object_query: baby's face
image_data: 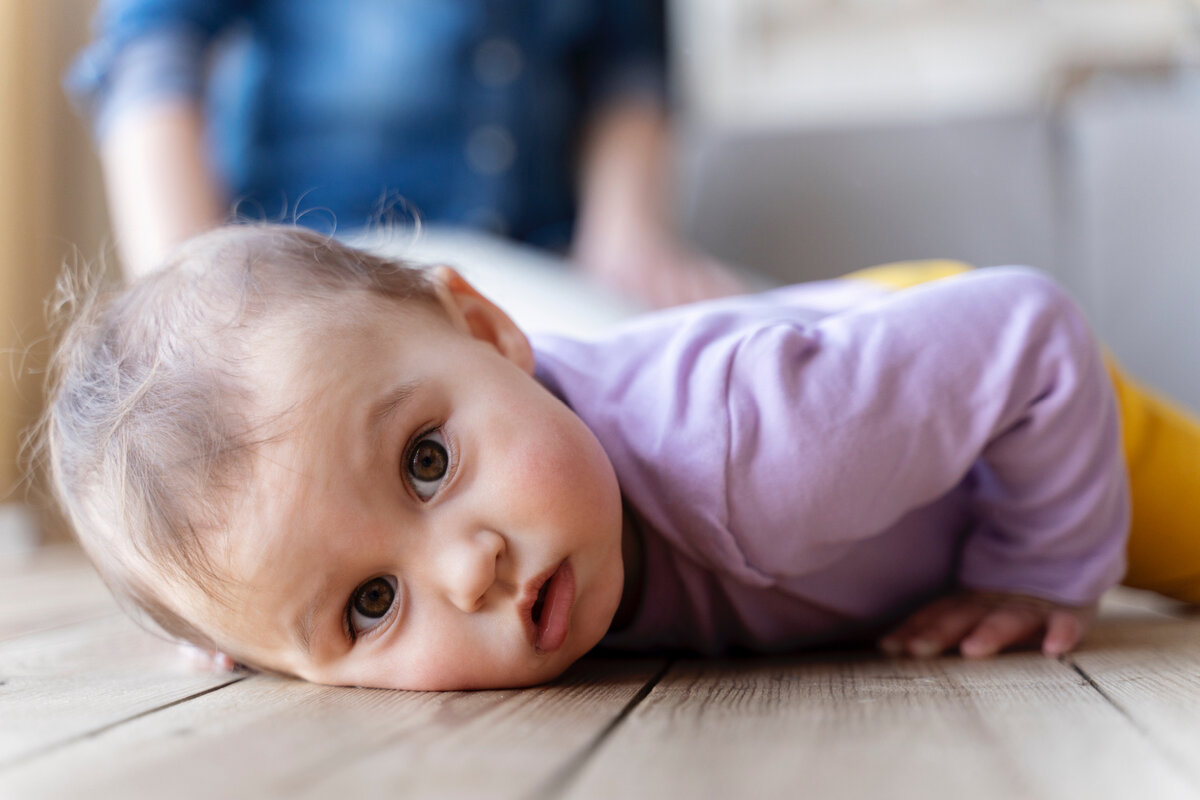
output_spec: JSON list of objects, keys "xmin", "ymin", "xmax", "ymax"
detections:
[{"xmin": 203, "ymin": 271, "xmax": 627, "ymax": 690}]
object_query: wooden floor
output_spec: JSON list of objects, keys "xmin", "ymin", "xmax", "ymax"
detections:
[{"xmin": 3, "ymin": 546, "xmax": 1200, "ymax": 799}]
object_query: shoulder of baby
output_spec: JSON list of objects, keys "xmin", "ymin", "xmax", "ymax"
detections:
[{"xmin": 946, "ymin": 265, "xmax": 1076, "ymax": 309}]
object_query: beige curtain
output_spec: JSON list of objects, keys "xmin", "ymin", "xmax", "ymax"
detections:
[
  {"xmin": 0, "ymin": 0, "xmax": 108, "ymax": 543},
  {"xmin": 0, "ymin": 0, "xmax": 52, "ymax": 512}
]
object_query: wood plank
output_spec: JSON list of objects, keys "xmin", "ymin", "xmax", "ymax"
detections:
[
  {"xmin": 0, "ymin": 655, "xmax": 663, "ymax": 799},
  {"xmin": 563, "ymin": 628, "xmax": 1198, "ymax": 800},
  {"xmin": 1099, "ymin": 585, "xmax": 1195, "ymax": 619},
  {"xmin": 0, "ymin": 613, "xmax": 238, "ymax": 766},
  {"xmin": 0, "ymin": 545, "xmax": 117, "ymax": 640},
  {"xmin": 1067, "ymin": 613, "xmax": 1200, "ymax": 790}
]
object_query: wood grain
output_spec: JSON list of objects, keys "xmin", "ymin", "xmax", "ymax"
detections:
[
  {"xmin": 4, "ymin": 546, "xmax": 1199, "ymax": 800},
  {"xmin": 0, "ymin": 613, "xmax": 238, "ymax": 767},
  {"xmin": 564, "ymin": 630, "xmax": 1198, "ymax": 800},
  {"xmin": 0, "ymin": 545, "xmax": 116, "ymax": 641},
  {"xmin": 0, "ymin": 656, "xmax": 664, "ymax": 799},
  {"xmin": 1068, "ymin": 614, "xmax": 1200, "ymax": 791}
]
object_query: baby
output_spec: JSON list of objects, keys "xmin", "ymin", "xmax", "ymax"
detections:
[{"xmin": 42, "ymin": 224, "xmax": 1200, "ymax": 690}]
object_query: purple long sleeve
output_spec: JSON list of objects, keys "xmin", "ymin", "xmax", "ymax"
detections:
[{"xmin": 534, "ymin": 268, "xmax": 1129, "ymax": 653}]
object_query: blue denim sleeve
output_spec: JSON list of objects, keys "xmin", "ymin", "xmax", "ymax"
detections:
[
  {"xmin": 64, "ymin": 0, "xmax": 251, "ymax": 139},
  {"xmin": 584, "ymin": 0, "xmax": 668, "ymax": 108}
]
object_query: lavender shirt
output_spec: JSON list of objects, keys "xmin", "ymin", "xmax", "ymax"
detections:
[{"xmin": 532, "ymin": 269, "xmax": 1129, "ymax": 654}]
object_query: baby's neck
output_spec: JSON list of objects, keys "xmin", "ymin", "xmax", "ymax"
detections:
[{"xmin": 608, "ymin": 501, "xmax": 644, "ymax": 633}]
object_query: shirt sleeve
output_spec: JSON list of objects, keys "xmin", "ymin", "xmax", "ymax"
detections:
[
  {"xmin": 580, "ymin": 0, "xmax": 668, "ymax": 109},
  {"xmin": 64, "ymin": 0, "xmax": 249, "ymax": 139},
  {"xmin": 723, "ymin": 268, "xmax": 1129, "ymax": 606}
]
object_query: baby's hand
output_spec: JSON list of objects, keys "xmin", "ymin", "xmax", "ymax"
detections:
[{"xmin": 878, "ymin": 590, "xmax": 1096, "ymax": 659}]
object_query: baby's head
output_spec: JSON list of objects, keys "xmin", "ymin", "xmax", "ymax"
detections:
[{"xmin": 43, "ymin": 224, "xmax": 628, "ymax": 690}]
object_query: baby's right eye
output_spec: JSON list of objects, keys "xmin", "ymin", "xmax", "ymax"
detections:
[{"xmin": 347, "ymin": 575, "xmax": 398, "ymax": 638}]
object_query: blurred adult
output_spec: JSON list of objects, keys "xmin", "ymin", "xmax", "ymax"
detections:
[{"xmin": 69, "ymin": 0, "xmax": 742, "ymax": 306}]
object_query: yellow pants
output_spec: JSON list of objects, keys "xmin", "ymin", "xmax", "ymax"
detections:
[{"xmin": 847, "ymin": 260, "xmax": 1200, "ymax": 604}]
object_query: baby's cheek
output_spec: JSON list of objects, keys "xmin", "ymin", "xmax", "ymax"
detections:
[
  {"xmin": 485, "ymin": 389, "xmax": 622, "ymax": 549},
  {"xmin": 365, "ymin": 625, "xmax": 483, "ymax": 691},
  {"xmin": 530, "ymin": 424, "xmax": 617, "ymax": 521},
  {"xmin": 401, "ymin": 635, "xmax": 551, "ymax": 691}
]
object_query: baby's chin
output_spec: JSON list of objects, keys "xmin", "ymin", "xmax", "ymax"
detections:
[
  {"xmin": 358, "ymin": 649, "xmax": 588, "ymax": 692},
  {"xmin": 221, "ymin": 636, "xmax": 600, "ymax": 692}
]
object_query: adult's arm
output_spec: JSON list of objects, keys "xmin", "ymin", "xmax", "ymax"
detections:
[
  {"xmin": 569, "ymin": 0, "xmax": 743, "ymax": 308},
  {"xmin": 572, "ymin": 101, "xmax": 743, "ymax": 308},
  {"xmin": 66, "ymin": 0, "xmax": 244, "ymax": 278},
  {"xmin": 99, "ymin": 99, "xmax": 226, "ymax": 280}
]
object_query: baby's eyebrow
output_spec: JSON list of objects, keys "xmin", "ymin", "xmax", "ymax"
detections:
[
  {"xmin": 367, "ymin": 380, "xmax": 422, "ymax": 440},
  {"xmin": 293, "ymin": 597, "xmax": 319, "ymax": 656}
]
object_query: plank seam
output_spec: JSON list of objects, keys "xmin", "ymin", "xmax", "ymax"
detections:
[
  {"xmin": 1065, "ymin": 658, "xmax": 1129, "ymax": 716},
  {"xmin": 1066, "ymin": 656, "xmax": 1200, "ymax": 792},
  {"xmin": 525, "ymin": 659, "xmax": 673, "ymax": 800},
  {"xmin": 0, "ymin": 676, "xmax": 245, "ymax": 772}
]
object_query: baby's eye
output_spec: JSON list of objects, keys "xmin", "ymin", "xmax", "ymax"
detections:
[
  {"xmin": 406, "ymin": 429, "xmax": 449, "ymax": 500},
  {"xmin": 348, "ymin": 575, "xmax": 398, "ymax": 637}
]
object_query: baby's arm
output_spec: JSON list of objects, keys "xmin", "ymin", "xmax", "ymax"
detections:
[{"xmin": 723, "ymin": 268, "xmax": 1127, "ymax": 654}]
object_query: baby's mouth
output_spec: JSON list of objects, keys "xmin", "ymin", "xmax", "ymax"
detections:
[
  {"xmin": 531, "ymin": 580, "xmax": 550, "ymax": 625},
  {"xmin": 522, "ymin": 560, "xmax": 576, "ymax": 655},
  {"xmin": 536, "ymin": 561, "xmax": 575, "ymax": 654}
]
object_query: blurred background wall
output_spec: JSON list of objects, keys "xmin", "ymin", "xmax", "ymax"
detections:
[
  {"xmin": 0, "ymin": 0, "xmax": 107, "ymax": 549},
  {"xmin": 674, "ymin": 0, "xmax": 1200, "ymax": 411}
]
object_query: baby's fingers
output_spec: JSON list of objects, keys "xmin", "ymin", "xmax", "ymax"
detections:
[
  {"xmin": 959, "ymin": 605, "xmax": 1046, "ymax": 659},
  {"xmin": 880, "ymin": 599, "xmax": 990, "ymax": 658},
  {"xmin": 1042, "ymin": 608, "xmax": 1092, "ymax": 656}
]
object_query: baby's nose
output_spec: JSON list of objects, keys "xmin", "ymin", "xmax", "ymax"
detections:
[{"xmin": 439, "ymin": 529, "xmax": 505, "ymax": 613}]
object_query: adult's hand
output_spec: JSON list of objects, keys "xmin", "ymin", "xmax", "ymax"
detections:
[{"xmin": 573, "ymin": 221, "xmax": 744, "ymax": 308}]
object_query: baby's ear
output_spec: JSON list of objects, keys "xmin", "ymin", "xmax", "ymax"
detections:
[{"xmin": 432, "ymin": 266, "xmax": 534, "ymax": 374}]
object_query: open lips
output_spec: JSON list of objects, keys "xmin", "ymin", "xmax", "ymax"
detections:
[{"xmin": 523, "ymin": 560, "xmax": 575, "ymax": 654}]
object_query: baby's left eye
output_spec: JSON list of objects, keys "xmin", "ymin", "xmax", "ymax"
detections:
[
  {"xmin": 406, "ymin": 429, "xmax": 450, "ymax": 499},
  {"xmin": 348, "ymin": 575, "xmax": 398, "ymax": 638}
]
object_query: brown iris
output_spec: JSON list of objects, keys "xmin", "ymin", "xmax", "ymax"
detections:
[
  {"xmin": 409, "ymin": 439, "xmax": 448, "ymax": 482},
  {"xmin": 353, "ymin": 577, "xmax": 394, "ymax": 618}
]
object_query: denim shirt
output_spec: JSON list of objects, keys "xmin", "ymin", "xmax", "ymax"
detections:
[{"xmin": 68, "ymin": 0, "xmax": 666, "ymax": 246}]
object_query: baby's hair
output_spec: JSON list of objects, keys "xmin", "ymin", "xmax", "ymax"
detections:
[{"xmin": 38, "ymin": 224, "xmax": 439, "ymax": 655}]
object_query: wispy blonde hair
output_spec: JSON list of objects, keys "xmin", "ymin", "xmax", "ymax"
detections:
[{"xmin": 38, "ymin": 224, "xmax": 439, "ymax": 654}]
